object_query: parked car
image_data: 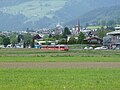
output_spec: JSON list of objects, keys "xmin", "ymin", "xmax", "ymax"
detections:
[
  {"xmin": 115, "ymin": 46, "xmax": 120, "ymax": 50},
  {"xmin": 89, "ymin": 47, "xmax": 93, "ymax": 50},
  {"xmin": 84, "ymin": 46, "xmax": 93, "ymax": 50},
  {"xmin": 6, "ymin": 44, "xmax": 12, "ymax": 48},
  {"xmin": 84, "ymin": 47, "xmax": 88, "ymax": 50},
  {"xmin": 94, "ymin": 46, "xmax": 108, "ymax": 50},
  {"xmin": 0, "ymin": 45, "xmax": 5, "ymax": 48}
]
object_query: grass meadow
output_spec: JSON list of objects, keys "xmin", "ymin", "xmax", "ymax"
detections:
[
  {"xmin": 0, "ymin": 56, "xmax": 120, "ymax": 62},
  {"xmin": 0, "ymin": 68, "xmax": 120, "ymax": 90},
  {"xmin": 0, "ymin": 48, "xmax": 120, "ymax": 90},
  {"xmin": 0, "ymin": 48, "xmax": 120, "ymax": 62}
]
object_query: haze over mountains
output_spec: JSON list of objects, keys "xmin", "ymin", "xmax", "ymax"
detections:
[{"xmin": 0, "ymin": 0, "xmax": 120, "ymax": 31}]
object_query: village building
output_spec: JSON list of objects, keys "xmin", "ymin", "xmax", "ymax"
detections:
[
  {"xmin": 52, "ymin": 23, "xmax": 64, "ymax": 35},
  {"xmin": 84, "ymin": 36, "xmax": 103, "ymax": 44},
  {"xmin": 103, "ymin": 27, "xmax": 120, "ymax": 49}
]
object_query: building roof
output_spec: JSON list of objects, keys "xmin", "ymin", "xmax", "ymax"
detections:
[
  {"xmin": 84, "ymin": 36, "xmax": 102, "ymax": 41},
  {"xmin": 115, "ymin": 27, "xmax": 120, "ymax": 30},
  {"xmin": 107, "ymin": 30, "xmax": 120, "ymax": 35}
]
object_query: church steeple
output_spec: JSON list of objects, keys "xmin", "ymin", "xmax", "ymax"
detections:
[
  {"xmin": 75, "ymin": 19, "xmax": 81, "ymax": 34},
  {"xmin": 78, "ymin": 19, "xmax": 80, "ymax": 33}
]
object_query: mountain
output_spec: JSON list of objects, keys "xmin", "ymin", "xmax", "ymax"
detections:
[
  {"xmin": 0, "ymin": 12, "xmax": 27, "ymax": 31},
  {"xmin": 66, "ymin": 6, "xmax": 120, "ymax": 26},
  {"xmin": 0, "ymin": 0, "xmax": 120, "ymax": 30},
  {"xmin": 55, "ymin": 0, "xmax": 120, "ymax": 22},
  {"xmin": 0, "ymin": 0, "xmax": 30, "ymax": 7}
]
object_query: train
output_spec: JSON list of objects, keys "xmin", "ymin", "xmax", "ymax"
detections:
[{"xmin": 40, "ymin": 45, "xmax": 69, "ymax": 51}]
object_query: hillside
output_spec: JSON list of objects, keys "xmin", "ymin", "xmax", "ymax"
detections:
[
  {"xmin": 0, "ymin": 0, "xmax": 30, "ymax": 7},
  {"xmin": 0, "ymin": 0, "xmax": 67, "ymax": 22},
  {"xmin": 55, "ymin": 0, "xmax": 120, "ymax": 21},
  {"xmin": 0, "ymin": 0, "xmax": 67, "ymax": 30},
  {"xmin": 0, "ymin": 0, "xmax": 120, "ymax": 30},
  {"xmin": 66, "ymin": 6, "xmax": 120, "ymax": 26}
]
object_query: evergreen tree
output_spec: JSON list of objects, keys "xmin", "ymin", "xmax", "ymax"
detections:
[
  {"xmin": 23, "ymin": 41, "xmax": 26, "ymax": 48},
  {"xmin": 30, "ymin": 37, "xmax": 35, "ymax": 48},
  {"xmin": 63, "ymin": 27, "xmax": 71, "ymax": 37},
  {"xmin": 0, "ymin": 37, "xmax": 3, "ymax": 45},
  {"xmin": 78, "ymin": 32, "xmax": 85, "ymax": 44},
  {"xmin": 3, "ymin": 37, "xmax": 10, "ymax": 47},
  {"xmin": 97, "ymin": 27, "xmax": 112, "ymax": 38}
]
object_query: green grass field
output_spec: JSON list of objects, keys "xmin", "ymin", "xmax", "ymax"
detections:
[
  {"xmin": 1, "ymin": 48, "xmax": 120, "ymax": 56},
  {"xmin": 0, "ymin": 56, "xmax": 120, "ymax": 62},
  {"xmin": 0, "ymin": 48, "xmax": 120, "ymax": 62},
  {"xmin": 0, "ymin": 48, "xmax": 120, "ymax": 90},
  {"xmin": 0, "ymin": 68, "xmax": 120, "ymax": 90}
]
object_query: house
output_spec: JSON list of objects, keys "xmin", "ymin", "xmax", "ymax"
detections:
[
  {"xmin": 103, "ymin": 27, "xmax": 120, "ymax": 49},
  {"xmin": 84, "ymin": 36, "xmax": 103, "ymax": 44},
  {"xmin": 52, "ymin": 23, "xmax": 64, "ymax": 35}
]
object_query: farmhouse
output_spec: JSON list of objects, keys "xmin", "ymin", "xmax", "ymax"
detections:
[{"xmin": 84, "ymin": 36, "xmax": 103, "ymax": 44}]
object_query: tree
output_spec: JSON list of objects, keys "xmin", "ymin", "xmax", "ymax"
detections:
[
  {"xmin": 97, "ymin": 27, "xmax": 112, "ymax": 38},
  {"xmin": 23, "ymin": 41, "xmax": 26, "ymax": 48},
  {"xmin": 54, "ymin": 34, "xmax": 62, "ymax": 40},
  {"xmin": 23, "ymin": 33, "xmax": 33, "ymax": 48},
  {"xmin": 3, "ymin": 37, "xmax": 10, "ymax": 47},
  {"xmin": 9, "ymin": 33, "xmax": 18, "ymax": 46},
  {"xmin": 78, "ymin": 32, "xmax": 85, "ymax": 44},
  {"xmin": 97, "ymin": 27, "xmax": 105, "ymax": 38},
  {"xmin": 58, "ymin": 39, "xmax": 66, "ymax": 44},
  {"xmin": 30, "ymin": 40, "xmax": 34, "ymax": 48},
  {"xmin": 10, "ymin": 37, "xmax": 18, "ymax": 47},
  {"xmin": 23, "ymin": 33, "xmax": 32, "ymax": 42},
  {"xmin": 63, "ymin": 27, "xmax": 71, "ymax": 37},
  {"xmin": 106, "ymin": 26, "xmax": 115, "ymax": 31},
  {"xmin": 62, "ymin": 27, "xmax": 71, "ymax": 44},
  {"xmin": 18, "ymin": 33, "xmax": 24, "ymax": 43},
  {"xmin": 49, "ymin": 34, "xmax": 52, "ymax": 38},
  {"xmin": 0, "ymin": 37, "xmax": 3, "ymax": 45}
]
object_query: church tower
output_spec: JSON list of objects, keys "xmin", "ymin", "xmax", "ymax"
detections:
[{"xmin": 75, "ymin": 19, "xmax": 81, "ymax": 34}]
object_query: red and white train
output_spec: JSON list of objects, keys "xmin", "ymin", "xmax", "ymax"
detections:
[{"xmin": 41, "ymin": 45, "xmax": 69, "ymax": 51}]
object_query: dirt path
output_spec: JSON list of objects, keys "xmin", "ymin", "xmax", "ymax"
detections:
[{"xmin": 0, "ymin": 62, "xmax": 120, "ymax": 68}]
